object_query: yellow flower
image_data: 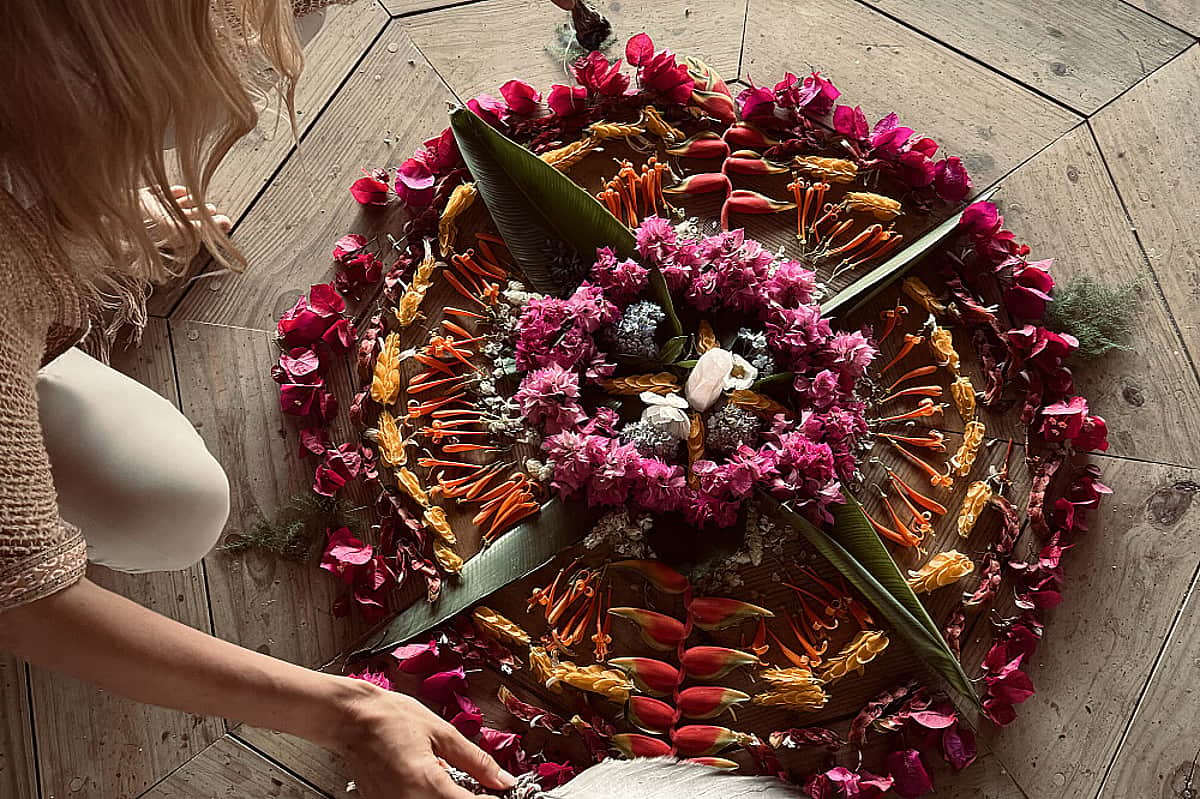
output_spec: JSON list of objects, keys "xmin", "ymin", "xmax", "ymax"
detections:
[
  {"xmin": 902, "ymin": 276, "xmax": 948, "ymax": 316},
  {"xmin": 546, "ymin": 661, "xmax": 633, "ymax": 703},
  {"xmin": 471, "ymin": 606, "xmax": 531, "ymax": 649},
  {"xmin": 422, "ymin": 506, "xmax": 456, "ymax": 545},
  {"xmin": 372, "ymin": 409, "xmax": 407, "ymax": 468},
  {"xmin": 927, "ymin": 324, "xmax": 960, "ymax": 375},
  {"xmin": 438, "ymin": 183, "xmax": 476, "ymax": 256},
  {"xmin": 433, "ymin": 540, "xmax": 463, "ymax": 574},
  {"xmin": 793, "ymin": 155, "xmax": 858, "ymax": 183},
  {"xmin": 753, "ymin": 667, "xmax": 829, "ymax": 711},
  {"xmin": 395, "ymin": 467, "xmax": 431, "ymax": 508},
  {"xmin": 819, "ymin": 631, "xmax": 889, "ymax": 682},
  {"xmin": 949, "ymin": 420, "xmax": 986, "ymax": 477},
  {"xmin": 950, "ymin": 376, "xmax": 976, "ymax": 423},
  {"xmin": 844, "ymin": 191, "xmax": 902, "ymax": 221},
  {"xmin": 370, "ymin": 332, "xmax": 403, "ymax": 406},
  {"xmin": 908, "ymin": 550, "xmax": 975, "ymax": 594},
  {"xmin": 958, "ymin": 480, "xmax": 993, "ymax": 537}
]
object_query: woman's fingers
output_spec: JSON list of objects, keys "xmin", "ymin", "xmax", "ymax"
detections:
[
  {"xmin": 213, "ymin": 213, "xmax": 233, "ymax": 232},
  {"xmin": 428, "ymin": 767, "xmax": 488, "ymax": 799},
  {"xmin": 432, "ymin": 726, "xmax": 515, "ymax": 792}
]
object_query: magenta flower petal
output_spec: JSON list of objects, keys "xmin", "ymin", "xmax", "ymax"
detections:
[
  {"xmin": 547, "ymin": 83, "xmax": 588, "ymax": 116},
  {"xmin": 349, "ymin": 175, "xmax": 390, "ymax": 206},
  {"xmin": 499, "ymin": 78, "xmax": 542, "ymax": 115},
  {"xmin": 625, "ymin": 32, "xmax": 654, "ymax": 66}
]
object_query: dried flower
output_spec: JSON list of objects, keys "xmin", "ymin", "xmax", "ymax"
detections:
[
  {"xmin": 949, "ymin": 420, "xmax": 986, "ymax": 477},
  {"xmin": 819, "ymin": 631, "xmax": 890, "ymax": 681},
  {"xmin": 472, "ymin": 606, "xmax": 531, "ymax": 649},
  {"xmin": 928, "ymin": 323, "xmax": 960, "ymax": 374},
  {"xmin": 371, "ymin": 332, "xmax": 403, "ymax": 406},
  {"xmin": 753, "ymin": 667, "xmax": 829, "ymax": 711},
  {"xmin": 950, "ymin": 376, "xmax": 976, "ymax": 422},
  {"xmin": 844, "ymin": 191, "xmax": 902, "ymax": 221},
  {"xmin": 908, "ymin": 550, "xmax": 976, "ymax": 594},
  {"xmin": 958, "ymin": 480, "xmax": 993, "ymax": 537},
  {"xmin": 793, "ymin": 155, "xmax": 858, "ymax": 183},
  {"xmin": 902, "ymin": 276, "xmax": 947, "ymax": 316}
]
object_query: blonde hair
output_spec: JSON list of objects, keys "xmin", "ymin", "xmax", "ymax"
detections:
[{"xmin": 0, "ymin": 1, "xmax": 303, "ymax": 294}]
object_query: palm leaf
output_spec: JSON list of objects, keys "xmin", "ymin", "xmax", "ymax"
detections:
[
  {"xmin": 646, "ymin": 266, "xmax": 684, "ymax": 337},
  {"xmin": 449, "ymin": 107, "xmax": 636, "ymax": 295},
  {"xmin": 762, "ymin": 494, "xmax": 978, "ymax": 705},
  {"xmin": 820, "ymin": 186, "xmax": 999, "ymax": 318},
  {"xmin": 352, "ymin": 499, "xmax": 591, "ymax": 658}
]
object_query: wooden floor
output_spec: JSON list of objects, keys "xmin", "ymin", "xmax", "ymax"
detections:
[{"xmin": 2, "ymin": 1, "xmax": 1199, "ymax": 796}]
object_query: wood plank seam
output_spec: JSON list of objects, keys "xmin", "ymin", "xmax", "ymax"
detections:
[
  {"xmin": 833, "ymin": 0, "xmax": 1092, "ymax": 117},
  {"xmin": 1084, "ymin": 42, "xmax": 1199, "ymax": 121},
  {"xmin": 1116, "ymin": 0, "xmax": 1200, "ymax": 41},
  {"xmin": 389, "ymin": 0, "xmax": 493, "ymax": 20},
  {"xmin": 406, "ymin": 31, "xmax": 467, "ymax": 102},
  {"xmin": 228, "ymin": 732, "xmax": 338, "ymax": 799},
  {"xmin": 130, "ymin": 738, "xmax": 224, "ymax": 799},
  {"xmin": 158, "ymin": 16, "xmax": 394, "ymax": 321},
  {"xmin": 735, "ymin": 0, "xmax": 749, "ymax": 79},
  {"xmin": 1081, "ymin": 117, "xmax": 1200, "ymax": 431},
  {"xmin": 1094, "ymin": 556, "xmax": 1200, "ymax": 796},
  {"xmin": 21, "ymin": 662, "xmax": 44, "ymax": 799}
]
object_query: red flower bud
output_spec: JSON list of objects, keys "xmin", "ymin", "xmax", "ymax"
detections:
[
  {"xmin": 608, "ymin": 657, "xmax": 683, "ymax": 696},
  {"xmin": 663, "ymin": 172, "xmax": 732, "ymax": 196},
  {"xmin": 722, "ymin": 190, "xmax": 796, "ymax": 216},
  {"xmin": 676, "ymin": 686, "xmax": 751, "ymax": 720},
  {"xmin": 627, "ymin": 696, "xmax": 681, "ymax": 735},
  {"xmin": 724, "ymin": 153, "xmax": 790, "ymax": 176},
  {"xmin": 687, "ymin": 757, "xmax": 740, "ymax": 770},
  {"xmin": 609, "ymin": 559, "xmax": 690, "ymax": 594},
  {"xmin": 724, "ymin": 123, "xmax": 777, "ymax": 150},
  {"xmin": 666, "ymin": 132, "xmax": 731, "ymax": 160},
  {"xmin": 680, "ymin": 646, "xmax": 760, "ymax": 680},
  {"xmin": 687, "ymin": 596, "xmax": 774, "ymax": 630},
  {"xmin": 611, "ymin": 733, "xmax": 674, "ymax": 759},
  {"xmin": 671, "ymin": 725, "xmax": 752, "ymax": 757},
  {"xmin": 609, "ymin": 607, "xmax": 688, "ymax": 651}
]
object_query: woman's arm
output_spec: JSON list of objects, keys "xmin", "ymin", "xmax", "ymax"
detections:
[{"xmin": 0, "ymin": 577, "xmax": 514, "ymax": 799}]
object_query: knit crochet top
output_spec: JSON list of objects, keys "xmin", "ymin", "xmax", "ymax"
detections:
[{"xmin": 0, "ymin": 188, "xmax": 90, "ymax": 610}]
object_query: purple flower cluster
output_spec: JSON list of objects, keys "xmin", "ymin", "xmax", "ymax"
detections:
[{"xmin": 512, "ymin": 219, "xmax": 876, "ymax": 528}]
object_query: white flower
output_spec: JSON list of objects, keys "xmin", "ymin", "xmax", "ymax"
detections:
[
  {"xmin": 725, "ymin": 352, "xmax": 758, "ymax": 391},
  {"xmin": 685, "ymin": 348, "xmax": 732, "ymax": 412},
  {"xmin": 639, "ymin": 391, "xmax": 691, "ymax": 439},
  {"xmin": 686, "ymin": 348, "xmax": 758, "ymax": 411}
]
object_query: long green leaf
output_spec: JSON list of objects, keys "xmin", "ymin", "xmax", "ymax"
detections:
[
  {"xmin": 762, "ymin": 494, "xmax": 978, "ymax": 706},
  {"xmin": 820, "ymin": 186, "xmax": 999, "ymax": 318},
  {"xmin": 449, "ymin": 107, "xmax": 636, "ymax": 295},
  {"xmin": 352, "ymin": 499, "xmax": 591, "ymax": 658},
  {"xmin": 646, "ymin": 266, "xmax": 683, "ymax": 337}
]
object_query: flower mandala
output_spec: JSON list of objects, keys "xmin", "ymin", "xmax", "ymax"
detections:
[{"xmin": 269, "ymin": 30, "xmax": 1109, "ymax": 797}]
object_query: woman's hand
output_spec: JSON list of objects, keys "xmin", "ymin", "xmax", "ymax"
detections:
[{"xmin": 339, "ymin": 684, "xmax": 516, "ymax": 798}]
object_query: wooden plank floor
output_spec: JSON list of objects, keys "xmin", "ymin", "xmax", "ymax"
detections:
[{"xmin": 5, "ymin": 1, "xmax": 1198, "ymax": 796}]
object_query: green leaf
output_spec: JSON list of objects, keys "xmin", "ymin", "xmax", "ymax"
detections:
[
  {"xmin": 449, "ymin": 107, "xmax": 635, "ymax": 295},
  {"xmin": 761, "ymin": 494, "xmax": 978, "ymax": 706},
  {"xmin": 646, "ymin": 267, "xmax": 684, "ymax": 336},
  {"xmin": 658, "ymin": 335, "xmax": 689, "ymax": 365},
  {"xmin": 751, "ymin": 371, "xmax": 795, "ymax": 392},
  {"xmin": 820, "ymin": 186, "xmax": 999, "ymax": 319},
  {"xmin": 676, "ymin": 359, "xmax": 699, "ymax": 368},
  {"xmin": 352, "ymin": 499, "xmax": 592, "ymax": 658}
]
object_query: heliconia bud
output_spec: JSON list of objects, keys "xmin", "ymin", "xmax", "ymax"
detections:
[
  {"xmin": 609, "ymin": 607, "xmax": 688, "ymax": 651},
  {"xmin": 682, "ymin": 56, "xmax": 736, "ymax": 124},
  {"xmin": 627, "ymin": 696, "xmax": 681, "ymax": 735},
  {"xmin": 663, "ymin": 172, "xmax": 732, "ymax": 196},
  {"xmin": 724, "ymin": 155, "xmax": 789, "ymax": 176},
  {"xmin": 680, "ymin": 646, "xmax": 760, "ymax": 680},
  {"xmin": 666, "ymin": 132, "xmax": 731, "ymax": 160},
  {"xmin": 609, "ymin": 560, "xmax": 691, "ymax": 595},
  {"xmin": 671, "ymin": 725, "xmax": 753, "ymax": 757},
  {"xmin": 688, "ymin": 757, "xmax": 741, "ymax": 770},
  {"xmin": 612, "ymin": 733, "xmax": 675, "ymax": 759},
  {"xmin": 724, "ymin": 123, "xmax": 777, "ymax": 150},
  {"xmin": 676, "ymin": 686, "xmax": 751, "ymax": 720},
  {"xmin": 687, "ymin": 597, "xmax": 775, "ymax": 630},
  {"xmin": 722, "ymin": 190, "xmax": 796, "ymax": 216},
  {"xmin": 608, "ymin": 657, "xmax": 683, "ymax": 696}
]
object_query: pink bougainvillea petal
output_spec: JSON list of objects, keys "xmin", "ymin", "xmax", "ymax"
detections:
[
  {"xmin": 625, "ymin": 32, "xmax": 654, "ymax": 66},
  {"xmin": 349, "ymin": 175, "xmax": 390, "ymax": 206}
]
